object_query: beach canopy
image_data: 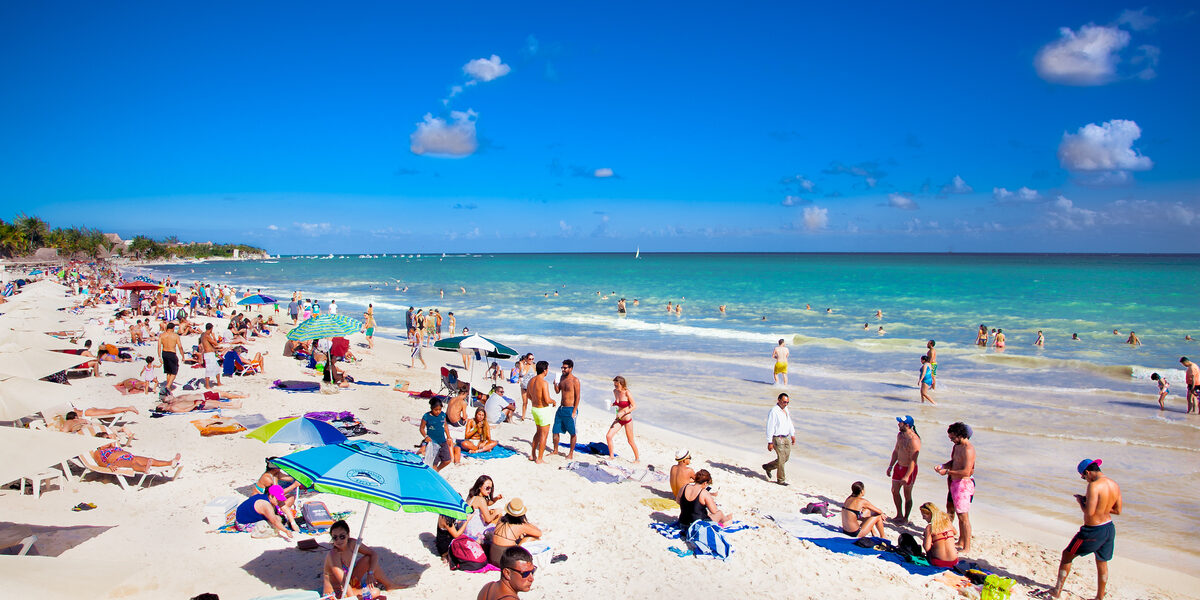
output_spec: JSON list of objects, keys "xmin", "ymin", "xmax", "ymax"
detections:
[
  {"xmin": 0, "ymin": 345, "xmax": 88, "ymax": 380},
  {"xmin": 0, "ymin": 427, "xmax": 105, "ymax": 489},
  {"xmin": 433, "ymin": 334, "xmax": 517, "ymax": 359},
  {"xmin": 0, "ymin": 329, "xmax": 72, "ymax": 351},
  {"xmin": 246, "ymin": 416, "xmax": 347, "ymax": 446},
  {"xmin": 114, "ymin": 281, "xmax": 162, "ymax": 291},
  {"xmin": 286, "ymin": 314, "xmax": 363, "ymax": 341},
  {"xmin": 236, "ymin": 294, "xmax": 277, "ymax": 306},
  {"xmin": 0, "ymin": 376, "xmax": 80, "ymax": 420},
  {"xmin": 27, "ymin": 269, "xmax": 43, "ymax": 276}
]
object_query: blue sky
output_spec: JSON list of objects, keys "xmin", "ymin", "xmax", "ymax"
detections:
[{"xmin": 1, "ymin": 1, "xmax": 1197, "ymax": 253}]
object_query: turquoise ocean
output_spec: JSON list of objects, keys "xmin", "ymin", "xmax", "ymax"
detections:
[{"xmin": 145, "ymin": 253, "xmax": 1200, "ymax": 568}]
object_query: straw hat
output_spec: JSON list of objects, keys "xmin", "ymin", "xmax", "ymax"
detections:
[{"xmin": 505, "ymin": 498, "xmax": 526, "ymax": 517}]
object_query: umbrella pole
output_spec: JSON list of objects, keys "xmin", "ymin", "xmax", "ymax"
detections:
[{"xmin": 340, "ymin": 501, "xmax": 371, "ymax": 599}]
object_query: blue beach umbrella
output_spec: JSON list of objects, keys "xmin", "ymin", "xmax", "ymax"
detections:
[
  {"xmin": 28, "ymin": 269, "xmax": 43, "ymax": 276},
  {"xmin": 286, "ymin": 314, "xmax": 363, "ymax": 341},
  {"xmin": 237, "ymin": 293, "xmax": 277, "ymax": 306},
  {"xmin": 246, "ymin": 416, "xmax": 348, "ymax": 446},
  {"xmin": 271, "ymin": 440, "xmax": 470, "ymax": 598}
]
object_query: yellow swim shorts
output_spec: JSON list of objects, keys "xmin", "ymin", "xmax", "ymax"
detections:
[
  {"xmin": 531, "ymin": 405, "xmax": 554, "ymax": 427},
  {"xmin": 774, "ymin": 362, "xmax": 788, "ymax": 374}
]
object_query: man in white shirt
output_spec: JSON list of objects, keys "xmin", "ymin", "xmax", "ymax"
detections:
[
  {"xmin": 485, "ymin": 385, "xmax": 516, "ymax": 423},
  {"xmin": 328, "ymin": 299, "xmax": 338, "ymax": 315},
  {"xmin": 763, "ymin": 393, "xmax": 796, "ymax": 486}
]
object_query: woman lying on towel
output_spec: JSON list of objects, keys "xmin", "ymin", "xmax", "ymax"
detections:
[
  {"xmin": 841, "ymin": 481, "xmax": 888, "ymax": 540},
  {"xmin": 323, "ymin": 519, "xmax": 396, "ymax": 598},
  {"xmin": 460, "ymin": 408, "xmax": 499, "ymax": 453},
  {"xmin": 678, "ymin": 469, "xmax": 733, "ymax": 532},
  {"xmin": 155, "ymin": 390, "xmax": 246, "ymax": 412},
  {"xmin": 919, "ymin": 502, "xmax": 959, "ymax": 568}
]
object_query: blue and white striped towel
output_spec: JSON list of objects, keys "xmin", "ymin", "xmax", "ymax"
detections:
[{"xmin": 649, "ymin": 519, "xmax": 757, "ymax": 541}]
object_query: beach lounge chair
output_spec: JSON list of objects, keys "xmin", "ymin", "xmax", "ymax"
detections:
[
  {"xmin": 72, "ymin": 453, "xmax": 183, "ymax": 491},
  {"xmin": 438, "ymin": 367, "xmax": 453, "ymax": 395},
  {"xmin": 0, "ymin": 527, "xmax": 37, "ymax": 556}
]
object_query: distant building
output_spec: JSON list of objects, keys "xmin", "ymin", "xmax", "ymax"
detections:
[
  {"xmin": 232, "ymin": 248, "xmax": 240, "ymax": 259},
  {"xmin": 103, "ymin": 233, "xmax": 124, "ymax": 246},
  {"xmin": 33, "ymin": 248, "xmax": 59, "ymax": 260}
]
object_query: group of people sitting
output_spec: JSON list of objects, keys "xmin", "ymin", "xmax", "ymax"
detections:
[
  {"xmin": 669, "ymin": 449, "xmax": 734, "ymax": 532},
  {"xmin": 840, "ymin": 480, "xmax": 959, "ymax": 568},
  {"xmin": 437, "ymin": 475, "xmax": 545, "ymax": 568},
  {"xmin": 417, "ymin": 396, "xmax": 500, "ymax": 471}
]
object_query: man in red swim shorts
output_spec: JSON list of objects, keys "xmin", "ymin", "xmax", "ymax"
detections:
[{"xmin": 887, "ymin": 415, "xmax": 921, "ymax": 524}]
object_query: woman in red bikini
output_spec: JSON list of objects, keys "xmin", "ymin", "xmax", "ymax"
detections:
[
  {"xmin": 604, "ymin": 375, "xmax": 640, "ymax": 462},
  {"xmin": 919, "ymin": 501, "xmax": 959, "ymax": 568}
]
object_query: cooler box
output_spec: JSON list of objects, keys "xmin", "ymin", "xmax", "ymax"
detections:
[
  {"xmin": 303, "ymin": 501, "xmax": 334, "ymax": 530},
  {"xmin": 204, "ymin": 496, "xmax": 240, "ymax": 525}
]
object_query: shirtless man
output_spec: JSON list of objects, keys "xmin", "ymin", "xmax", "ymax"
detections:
[
  {"xmin": 200, "ymin": 322, "xmax": 222, "ymax": 389},
  {"xmin": 670, "ymin": 448, "xmax": 695, "ymax": 499},
  {"xmin": 925, "ymin": 340, "xmax": 938, "ymax": 389},
  {"xmin": 1181, "ymin": 357, "xmax": 1200, "ymax": 414},
  {"xmin": 772, "ymin": 339, "xmax": 790, "ymax": 386},
  {"xmin": 1125, "ymin": 331, "xmax": 1141, "ymax": 347},
  {"xmin": 155, "ymin": 390, "xmax": 246, "ymax": 412},
  {"xmin": 933, "ymin": 421, "xmax": 975, "ymax": 553},
  {"xmin": 617, "ymin": 298, "xmax": 626, "ymax": 314},
  {"xmin": 526, "ymin": 361, "xmax": 555, "ymax": 464},
  {"xmin": 157, "ymin": 322, "xmax": 182, "ymax": 393},
  {"xmin": 552, "ymin": 359, "xmax": 580, "ymax": 460},
  {"xmin": 887, "ymin": 415, "xmax": 921, "ymax": 524},
  {"xmin": 1049, "ymin": 459, "xmax": 1123, "ymax": 600},
  {"xmin": 477, "ymin": 546, "xmax": 535, "ymax": 600}
]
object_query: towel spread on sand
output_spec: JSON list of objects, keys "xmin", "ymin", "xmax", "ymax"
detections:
[
  {"xmin": 649, "ymin": 519, "xmax": 758, "ymax": 540},
  {"xmin": 764, "ymin": 513, "xmax": 947, "ymax": 576},
  {"xmin": 564, "ymin": 462, "xmax": 624, "ymax": 484},
  {"xmin": 233, "ymin": 414, "xmax": 270, "ymax": 429},
  {"xmin": 271, "ymin": 380, "xmax": 320, "ymax": 392},
  {"xmin": 215, "ymin": 510, "xmax": 353, "ymax": 535},
  {"xmin": 640, "ymin": 497, "xmax": 679, "ymax": 511},
  {"xmin": 151, "ymin": 408, "xmax": 220, "ymax": 418},
  {"xmin": 465, "ymin": 445, "xmax": 519, "ymax": 460}
]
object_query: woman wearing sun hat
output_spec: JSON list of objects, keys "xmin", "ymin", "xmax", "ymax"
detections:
[{"xmin": 488, "ymin": 498, "xmax": 543, "ymax": 566}]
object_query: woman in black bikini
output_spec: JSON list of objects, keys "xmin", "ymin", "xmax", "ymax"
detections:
[
  {"xmin": 841, "ymin": 481, "xmax": 888, "ymax": 540},
  {"xmin": 677, "ymin": 470, "xmax": 731, "ymax": 532},
  {"xmin": 487, "ymin": 498, "xmax": 542, "ymax": 566}
]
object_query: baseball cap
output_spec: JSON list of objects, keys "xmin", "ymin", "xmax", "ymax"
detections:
[
  {"xmin": 1077, "ymin": 458, "xmax": 1103, "ymax": 474},
  {"xmin": 675, "ymin": 448, "xmax": 691, "ymax": 461},
  {"xmin": 896, "ymin": 415, "xmax": 915, "ymax": 427},
  {"xmin": 267, "ymin": 484, "xmax": 287, "ymax": 503}
]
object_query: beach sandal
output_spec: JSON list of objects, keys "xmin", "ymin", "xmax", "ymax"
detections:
[
  {"xmin": 667, "ymin": 546, "xmax": 693, "ymax": 558},
  {"xmin": 72, "ymin": 502, "xmax": 96, "ymax": 511},
  {"xmin": 550, "ymin": 554, "xmax": 568, "ymax": 564},
  {"xmin": 1027, "ymin": 589, "xmax": 1055, "ymax": 599}
]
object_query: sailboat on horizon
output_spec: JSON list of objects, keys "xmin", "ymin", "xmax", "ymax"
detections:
[{"xmin": 635, "ymin": 246, "xmax": 640, "ymax": 259}]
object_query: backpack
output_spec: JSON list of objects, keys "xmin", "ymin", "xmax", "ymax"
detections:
[
  {"xmin": 897, "ymin": 532, "xmax": 924, "ymax": 559},
  {"xmin": 447, "ymin": 536, "xmax": 488, "ymax": 571}
]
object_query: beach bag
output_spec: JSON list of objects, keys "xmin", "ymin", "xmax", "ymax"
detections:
[
  {"xmin": 303, "ymin": 501, "xmax": 334, "ymax": 530},
  {"xmin": 447, "ymin": 536, "xmax": 488, "ymax": 571},
  {"xmin": 897, "ymin": 532, "xmax": 924, "ymax": 559}
]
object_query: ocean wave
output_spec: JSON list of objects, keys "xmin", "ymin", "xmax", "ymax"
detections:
[{"xmin": 962, "ymin": 353, "xmax": 1137, "ymax": 381}]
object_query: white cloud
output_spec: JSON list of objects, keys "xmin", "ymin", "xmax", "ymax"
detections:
[
  {"xmin": 1058, "ymin": 119, "xmax": 1152, "ymax": 178},
  {"xmin": 940, "ymin": 175, "xmax": 973, "ymax": 194},
  {"xmin": 781, "ymin": 195, "xmax": 809, "ymax": 207},
  {"xmin": 1035, "ymin": 25, "xmax": 1129, "ymax": 85},
  {"xmin": 1132, "ymin": 44, "xmax": 1160, "ymax": 80},
  {"xmin": 463, "ymin": 55, "xmax": 511, "ymax": 82},
  {"xmin": 802, "ymin": 206, "xmax": 828, "ymax": 231},
  {"xmin": 558, "ymin": 220, "xmax": 573, "ymax": 235},
  {"xmin": 993, "ymin": 186, "xmax": 1041, "ymax": 202},
  {"xmin": 294, "ymin": 222, "xmax": 332, "ymax": 235},
  {"xmin": 410, "ymin": 110, "xmax": 478, "ymax": 157},
  {"xmin": 782, "ymin": 174, "xmax": 815, "ymax": 191},
  {"xmin": 888, "ymin": 193, "xmax": 919, "ymax": 210},
  {"xmin": 993, "ymin": 187, "xmax": 1014, "ymax": 201},
  {"xmin": 465, "ymin": 227, "xmax": 481, "ymax": 239},
  {"xmin": 1117, "ymin": 8, "xmax": 1157, "ymax": 31},
  {"xmin": 593, "ymin": 168, "xmax": 614, "ymax": 178},
  {"xmin": 1047, "ymin": 196, "xmax": 1099, "ymax": 230},
  {"xmin": 267, "ymin": 224, "xmax": 278, "ymax": 231}
]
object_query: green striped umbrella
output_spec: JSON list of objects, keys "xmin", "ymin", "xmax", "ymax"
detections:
[
  {"xmin": 286, "ymin": 314, "xmax": 363, "ymax": 341},
  {"xmin": 433, "ymin": 334, "xmax": 517, "ymax": 359}
]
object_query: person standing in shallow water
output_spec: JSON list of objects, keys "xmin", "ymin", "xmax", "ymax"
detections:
[
  {"xmin": 918, "ymin": 355, "xmax": 936, "ymax": 405},
  {"xmin": 772, "ymin": 338, "xmax": 789, "ymax": 386}
]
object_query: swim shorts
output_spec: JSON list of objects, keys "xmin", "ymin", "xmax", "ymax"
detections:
[
  {"xmin": 774, "ymin": 362, "xmax": 788, "ymax": 375},
  {"xmin": 552, "ymin": 405, "xmax": 576, "ymax": 436},
  {"xmin": 161, "ymin": 351, "xmax": 179, "ymax": 375},
  {"xmin": 931, "ymin": 363, "xmax": 938, "ymax": 377},
  {"xmin": 1066, "ymin": 521, "xmax": 1116, "ymax": 562},
  {"xmin": 424, "ymin": 442, "xmax": 451, "ymax": 466},
  {"xmin": 203, "ymin": 390, "xmax": 219, "ymax": 402},
  {"xmin": 204, "ymin": 352, "xmax": 219, "ymax": 378},
  {"xmin": 948, "ymin": 478, "xmax": 974, "ymax": 513},
  {"xmin": 891, "ymin": 464, "xmax": 917, "ymax": 484},
  {"xmin": 531, "ymin": 405, "xmax": 554, "ymax": 427},
  {"xmin": 365, "ymin": 327, "xmax": 375, "ymax": 337}
]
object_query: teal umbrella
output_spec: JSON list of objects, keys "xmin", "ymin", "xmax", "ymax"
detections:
[
  {"xmin": 286, "ymin": 314, "xmax": 363, "ymax": 341},
  {"xmin": 433, "ymin": 334, "xmax": 517, "ymax": 359},
  {"xmin": 237, "ymin": 293, "xmax": 277, "ymax": 306},
  {"xmin": 271, "ymin": 440, "xmax": 470, "ymax": 598}
]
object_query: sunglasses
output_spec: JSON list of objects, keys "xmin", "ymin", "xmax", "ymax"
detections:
[
  {"xmin": 331, "ymin": 533, "xmax": 347, "ymax": 541},
  {"xmin": 509, "ymin": 566, "xmax": 537, "ymax": 578}
]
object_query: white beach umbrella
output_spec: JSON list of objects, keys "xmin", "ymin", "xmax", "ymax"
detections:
[
  {"xmin": 0, "ymin": 426, "xmax": 105, "ymax": 489},
  {"xmin": 0, "ymin": 376, "xmax": 82, "ymax": 421},
  {"xmin": 0, "ymin": 329, "xmax": 75, "ymax": 351},
  {"xmin": 0, "ymin": 345, "xmax": 88, "ymax": 380}
]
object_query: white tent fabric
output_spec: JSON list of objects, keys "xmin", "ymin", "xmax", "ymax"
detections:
[
  {"xmin": 0, "ymin": 426, "xmax": 105, "ymax": 488},
  {"xmin": 0, "ymin": 376, "xmax": 83, "ymax": 420},
  {"xmin": 0, "ymin": 345, "xmax": 87, "ymax": 379}
]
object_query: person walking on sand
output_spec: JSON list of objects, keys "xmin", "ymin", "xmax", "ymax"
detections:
[
  {"xmin": 926, "ymin": 340, "xmax": 938, "ymax": 389},
  {"xmin": 552, "ymin": 359, "xmax": 580, "ymax": 460},
  {"xmin": 934, "ymin": 422, "xmax": 975, "ymax": 553},
  {"xmin": 919, "ymin": 355, "xmax": 936, "ymax": 405},
  {"xmin": 1150, "ymin": 373, "xmax": 1169, "ymax": 411},
  {"xmin": 772, "ymin": 338, "xmax": 790, "ymax": 386},
  {"xmin": 1182, "ymin": 357, "xmax": 1200, "ymax": 414},
  {"xmin": 157, "ymin": 322, "xmax": 182, "ymax": 393},
  {"xmin": 410, "ymin": 326, "xmax": 427, "ymax": 369},
  {"xmin": 363, "ymin": 304, "xmax": 376, "ymax": 349},
  {"xmin": 762, "ymin": 392, "xmax": 795, "ymax": 486},
  {"xmin": 605, "ymin": 375, "xmax": 640, "ymax": 462},
  {"xmin": 526, "ymin": 361, "xmax": 555, "ymax": 464},
  {"xmin": 887, "ymin": 415, "xmax": 921, "ymax": 524},
  {"xmin": 1048, "ymin": 459, "xmax": 1122, "ymax": 600}
]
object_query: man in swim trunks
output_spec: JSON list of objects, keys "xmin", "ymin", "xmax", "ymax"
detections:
[
  {"xmin": 155, "ymin": 390, "xmax": 245, "ymax": 412},
  {"xmin": 1049, "ymin": 459, "xmax": 1122, "ymax": 600},
  {"xmin": 934, "ymin": 421, "xmax": 975, "ymax": 553},
  {"xmin": 157, "ymin": 322, "xmax": 182, "ymax": 393},
  {"xmin": 1181, "ymin": 357, "xmax": 1199, "ymax": 414},
  {"xmin": 200, "ymin": 322, "xmax": 222, "ymax": 389},
  {"xmin": 617, "ymin": 298, "xmax": 626, "ymax": 314},
  {"xmin": 887, "ymin": 415, "xmax": 921, "ymax": 524},
  {"xmin": 926, "ymin": 340, "xmax": 938, "ymax": 390},
  {"xmin": 552, "ymin": 359, "xmax": 580, "ymax": 460},
  {"xmin": 526, "ymin": 361, "xmax": 555, "ymax": 464},
  {"xmin": 772, "ymin": 339, "xmax": 789, "ymax": 386}
]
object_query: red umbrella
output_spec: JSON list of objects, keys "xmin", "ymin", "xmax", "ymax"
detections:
[{"xmin": 115, "ymin": 281, "xmax": 162, "ymax": 291}]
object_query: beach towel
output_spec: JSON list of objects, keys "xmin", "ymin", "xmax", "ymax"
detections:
[
  {"xmin": 765, "ymin": 513, "xmax": 946, "ymax": 576},
  {"xmin": 640, "ymin": 497, "xmax": 679, "ymax": 511},
  {"xmin": 190, "ymin": 418, "xmax": 247, "ymax": 436},
  {"xmin": 233, "ymin": 414, "xmax": 270, "ymax": 429},
  {"xmin": 649, "ymin": 519, "xmax": 758, "ymax": 540},
  {"xmin": 560, "ymin": 441, "xmax": 611, "ymax": 455},
  {"xmin": 464, "ymin": 444, "xmax": 519, "ymax": 460},
  {"xmin": 564, "ymin": 462, "xmax": 624, "ymax": 484},
  {"xmin": 215, "ymin": 510, "xmax": 353, "ymax": 535},
  {"xmin": 303, "ymin": 411, "xmax": 355, "ymax": 422},
  {"xmin": 151, "ymin": 408, "xmax": 220, "ymax": 418},
  {"xmin": 353, "ymin": 380, "xmax": 388, "ymax": 387},
  {"xmin": 272, "ymin": 380, "xmax": 320, "ymax": 392},
  {"xmin": 688, "ymin": 520, "xmax": 734, "ymax": 560}
]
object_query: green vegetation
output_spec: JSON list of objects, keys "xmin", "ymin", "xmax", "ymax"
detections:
[{"xmin": 0, "ymin": 213, "xmax": 265, "ymax": 260}]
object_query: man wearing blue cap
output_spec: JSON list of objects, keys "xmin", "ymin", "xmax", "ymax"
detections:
[
  {"xmin": 1049, "ymin": 458, "xmax": 1122, "ymax": 600},
  {"xmin": 887, "ymin": 415, "xmax": 921, "ymax": 524}
]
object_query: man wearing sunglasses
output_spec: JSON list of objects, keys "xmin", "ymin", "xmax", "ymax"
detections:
[{"xmin": 478, "ymin": 546, "xmax": 535, "ymax": 599}]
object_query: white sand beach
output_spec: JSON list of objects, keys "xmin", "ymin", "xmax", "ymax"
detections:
[{"xmin": 2, "ymin": 276, "xmax": 1197, "ymax": 600}]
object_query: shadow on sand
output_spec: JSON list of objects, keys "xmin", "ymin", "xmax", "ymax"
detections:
[{"xmin": 242, "ymin": 546, "xmax": 431, "ymax": 592}]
